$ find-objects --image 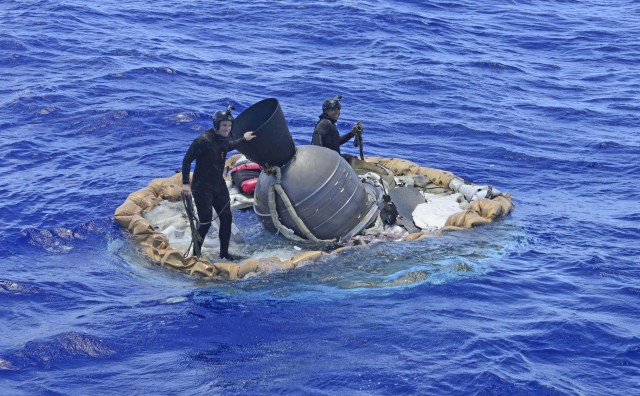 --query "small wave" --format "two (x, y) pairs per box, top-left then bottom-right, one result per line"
(616, 341), (640, 367)
(118, 66), (183, 79)
(608, 103), (640, 112)
(467, 61), (524, 73)
(0, 280), (42, 296)
(20, 219), (115, 254)
(310, 61), (359, 70)
(618, 212), (640, 222)
(22, 227), (79, 253)
(587, 140), (625, 150)
(167, 112), (199, 124)
(3, 332), (115, 371)
(397, 78), (441, 89)
(0, 37), (27, 51)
